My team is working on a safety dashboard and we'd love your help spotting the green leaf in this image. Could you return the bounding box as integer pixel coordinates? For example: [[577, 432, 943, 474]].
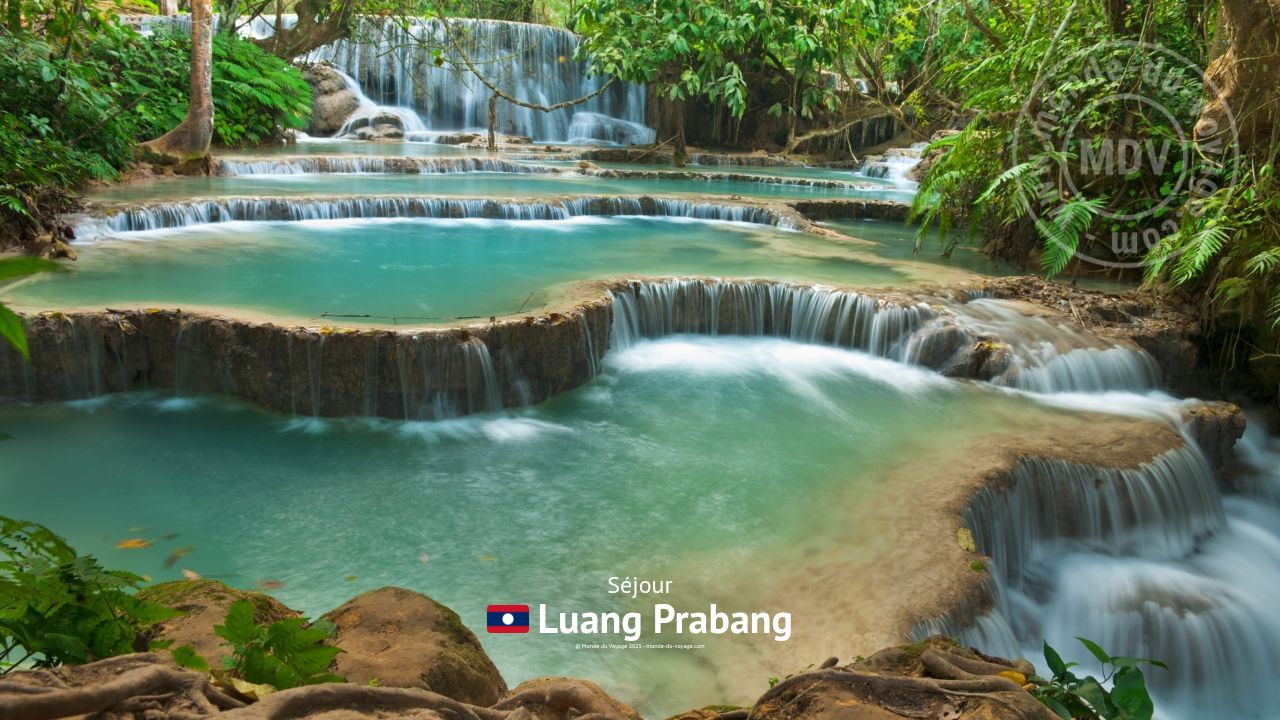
[[1111, 667, 1155, 720], [0, 303, 29, 359], [1043, 640, 1068, 678], [1036, 693, 1073, 720], [1076, 637, 1111, 665], [215, 600, 260, 646], [171, 644, 210, 673]]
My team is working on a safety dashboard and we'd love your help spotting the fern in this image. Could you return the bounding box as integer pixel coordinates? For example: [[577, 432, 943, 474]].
[[212, 600, 343, 690], [1036, 196, 1107, 276]]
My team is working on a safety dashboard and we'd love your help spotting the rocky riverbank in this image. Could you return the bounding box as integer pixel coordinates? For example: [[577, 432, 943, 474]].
[[0, 580, 1059, 720]]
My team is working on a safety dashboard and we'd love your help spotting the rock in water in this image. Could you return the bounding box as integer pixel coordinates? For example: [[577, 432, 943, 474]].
[[302, 63, 360, 137], [321, 586, 508, 705]]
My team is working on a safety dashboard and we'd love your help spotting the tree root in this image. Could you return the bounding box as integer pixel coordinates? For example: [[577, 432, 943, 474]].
[[220, 684, 507, 720], [0, 654, 243, 720]]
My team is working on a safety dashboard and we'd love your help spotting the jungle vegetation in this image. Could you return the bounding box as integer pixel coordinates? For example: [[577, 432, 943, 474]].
[[0, 0, 1276, 385]]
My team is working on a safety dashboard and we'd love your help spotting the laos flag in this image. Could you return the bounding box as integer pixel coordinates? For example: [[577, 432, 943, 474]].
[[487, 604, 530, 633]]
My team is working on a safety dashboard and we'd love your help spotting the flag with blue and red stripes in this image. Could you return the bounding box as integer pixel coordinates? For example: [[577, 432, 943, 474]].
[[487, 604, 530, 633]]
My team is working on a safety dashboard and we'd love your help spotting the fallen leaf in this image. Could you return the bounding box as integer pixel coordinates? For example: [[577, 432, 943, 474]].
[[181, 568, 202, 580], [345, 575, 358, 582], [164, 545, 195, 568], [157, 532, 180, 541], [116, 538, 151, 549], [419, 552, 430, 564], [478, 555, 497, 562], [229, 677, 277, 701], [256, 579, 285, 590]]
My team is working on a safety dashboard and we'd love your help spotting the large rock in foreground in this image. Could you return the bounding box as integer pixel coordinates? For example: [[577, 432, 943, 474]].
[[321, 587, 508, 706]]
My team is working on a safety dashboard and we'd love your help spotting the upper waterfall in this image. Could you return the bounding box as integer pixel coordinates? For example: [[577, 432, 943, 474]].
[[306, 17, 653, 144]]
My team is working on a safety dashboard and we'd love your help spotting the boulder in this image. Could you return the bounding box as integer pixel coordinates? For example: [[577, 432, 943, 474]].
[[137, 579, 299, 667], [302, 63, 360, 136], [1181, 401, 1247, 469], [346, 112, 407, 140], [320, 587, 507, 706], [494, 677, 642, 720]]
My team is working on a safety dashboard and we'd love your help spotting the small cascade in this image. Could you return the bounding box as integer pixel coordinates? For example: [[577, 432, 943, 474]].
[[329, 67, 428, 139], [461, 338, 502, 414], [85, 196, 796, 235], [306, 17, 650, 144], [567, 112, 655, 146], [608, 279, 932, 360], [853, 142, 928, 190], [954, 298, 1160, 393], [214, 156, 558, 176]]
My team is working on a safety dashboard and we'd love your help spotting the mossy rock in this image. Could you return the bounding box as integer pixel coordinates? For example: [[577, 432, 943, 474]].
[[138, 579, 300, 668], [320, 586, 507, 705]]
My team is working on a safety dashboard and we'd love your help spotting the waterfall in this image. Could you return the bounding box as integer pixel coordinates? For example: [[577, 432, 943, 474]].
[[608, 279, 932, 360], [953, 298, 1161, 393], [306, 17, 651, 144], [214, 156, 559, 175], [83, 197, 797, 235], [329, 66, 428, 138], [853, 142, 928, 190]]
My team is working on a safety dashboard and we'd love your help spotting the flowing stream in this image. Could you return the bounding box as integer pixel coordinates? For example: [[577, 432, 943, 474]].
[[4, 18, 1279, 720]]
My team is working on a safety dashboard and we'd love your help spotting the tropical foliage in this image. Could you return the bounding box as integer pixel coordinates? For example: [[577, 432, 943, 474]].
[[1031, 638, 1165, 720], [0, 14, 310, 249], [211, 599, 344, 690], [0, 516, 177, 673]]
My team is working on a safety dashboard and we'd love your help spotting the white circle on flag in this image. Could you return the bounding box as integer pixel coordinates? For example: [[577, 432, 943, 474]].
[[502, 612, 515, 625]]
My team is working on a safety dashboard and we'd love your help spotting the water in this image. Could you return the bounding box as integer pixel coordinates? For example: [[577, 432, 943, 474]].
[[307, 18, 650, 143], [0, 336, 1059, 715], [87, 172, 906, 205], [4, 218, 905, 322]]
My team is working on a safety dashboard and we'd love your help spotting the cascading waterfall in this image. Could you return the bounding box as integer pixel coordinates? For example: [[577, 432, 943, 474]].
[[307, 17, 652, 144], [214, 156, 559, 176], [608, 279, 932, 360], [906, 297, 1280, 720], [954, 298, 1161, 393], [83, 196, 796, 235], [853, 142, 928, 190]]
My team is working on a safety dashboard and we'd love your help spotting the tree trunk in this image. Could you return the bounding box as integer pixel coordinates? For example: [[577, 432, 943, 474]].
[[157, 0, 177, 15], [1195, 0, 1280, 156], [673, 100, 688, 167], [140, 0, 214, 163]]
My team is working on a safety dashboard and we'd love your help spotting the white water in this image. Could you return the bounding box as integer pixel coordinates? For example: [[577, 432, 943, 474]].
[[80, 197, 795, 236], [907, 301, 1280, 720], [853, 142, 928, 191]]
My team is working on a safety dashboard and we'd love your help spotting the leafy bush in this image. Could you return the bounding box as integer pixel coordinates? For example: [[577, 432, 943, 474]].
[[1031, 638, 1165, 720], [1, 22, 311, 247], [87, 30, 312, 147], [211, 599, 343, 690], [0, 33, 135, 232], [0, 517, 177, 673]]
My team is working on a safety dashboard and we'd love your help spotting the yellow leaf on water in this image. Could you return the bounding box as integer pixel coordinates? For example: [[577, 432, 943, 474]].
[[116, 538, 151, 549], [419, 552, 430, 564], [478, 555, 497, 562], [956, 528, 976, 553], [345, 575, 358, 582]]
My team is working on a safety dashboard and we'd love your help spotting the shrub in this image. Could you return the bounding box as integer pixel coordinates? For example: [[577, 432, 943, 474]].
[[0, 516, 178, 673]]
